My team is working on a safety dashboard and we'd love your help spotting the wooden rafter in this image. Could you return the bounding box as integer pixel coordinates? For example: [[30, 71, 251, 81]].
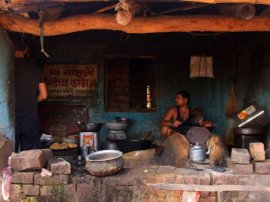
[[3, 0, 270, 6], [93, 4, 116, 14], [1, 13, 270, 36]]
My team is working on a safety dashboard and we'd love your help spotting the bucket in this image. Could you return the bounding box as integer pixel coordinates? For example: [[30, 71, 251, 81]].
[[234, 127, 266, 149]]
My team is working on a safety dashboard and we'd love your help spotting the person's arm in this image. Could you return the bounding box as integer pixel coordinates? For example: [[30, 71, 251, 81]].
[[202, 120, 213, 128], [161, 108, 181, 127], [37, 82, 47, 102]]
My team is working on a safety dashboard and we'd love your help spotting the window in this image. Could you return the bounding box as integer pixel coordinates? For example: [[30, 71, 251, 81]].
[[105, 56, 157, 112]]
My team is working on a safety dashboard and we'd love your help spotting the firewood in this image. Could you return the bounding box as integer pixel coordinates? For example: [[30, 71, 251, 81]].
[[115, 0, 146, 26]]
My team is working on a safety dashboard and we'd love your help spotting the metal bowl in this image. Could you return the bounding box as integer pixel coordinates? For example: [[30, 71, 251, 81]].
[[115, 117, 130, 123], [105, 122, 129, 131], [85, 150, 124, 176]]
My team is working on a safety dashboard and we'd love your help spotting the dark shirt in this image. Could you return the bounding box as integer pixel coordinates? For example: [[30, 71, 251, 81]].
[[174, 106, 194, 135], [15, 59, 44, 116]]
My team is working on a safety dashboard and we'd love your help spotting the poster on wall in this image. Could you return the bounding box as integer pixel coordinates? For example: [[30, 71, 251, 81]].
[[44, 64, 98, 101]]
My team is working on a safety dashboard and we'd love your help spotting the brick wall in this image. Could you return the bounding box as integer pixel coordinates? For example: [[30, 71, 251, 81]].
[[2, 166, 270, 202]]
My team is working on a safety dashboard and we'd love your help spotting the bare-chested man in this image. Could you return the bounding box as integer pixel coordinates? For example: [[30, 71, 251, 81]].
[[160, 91, 224, 166], [161, 91, 213, 136]]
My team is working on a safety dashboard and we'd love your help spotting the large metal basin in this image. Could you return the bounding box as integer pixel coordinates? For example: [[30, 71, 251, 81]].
[[85, 150, 124, 176]]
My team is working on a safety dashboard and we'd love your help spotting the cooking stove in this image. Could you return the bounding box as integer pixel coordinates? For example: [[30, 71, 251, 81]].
[[108, 130, 127, 140]]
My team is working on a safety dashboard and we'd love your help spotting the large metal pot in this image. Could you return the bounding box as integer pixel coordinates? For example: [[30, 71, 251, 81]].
[[85, 150, 124, 176], [189, 143, 211, 162]]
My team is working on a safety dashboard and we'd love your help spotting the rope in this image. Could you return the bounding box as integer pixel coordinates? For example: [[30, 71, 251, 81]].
[[40, 22, 50, 58]]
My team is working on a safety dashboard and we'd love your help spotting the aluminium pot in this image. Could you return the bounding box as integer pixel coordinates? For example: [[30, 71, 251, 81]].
[[85, 150, 124, 176]]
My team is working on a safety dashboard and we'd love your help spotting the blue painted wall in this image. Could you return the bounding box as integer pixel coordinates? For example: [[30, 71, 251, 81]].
[[0, 29, 15, 141], [23, 31, 270, 143]]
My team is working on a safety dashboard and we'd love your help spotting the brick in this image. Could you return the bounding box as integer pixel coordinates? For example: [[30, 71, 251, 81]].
[[231, 148, 250, 164], [10, 150, 46, 171], [34, 174, 70, 185], [22, 185, 39, 196], [40, 185, 60, 196], [254, 160, 270, 174], [226, 158, 253, 175], [49, 158, 71, 174], [76, 184, 98, 202], [10, 184, 23, 194], [249, 142, 265, 161], [12, 172, 34, 184], [9, 193, 26, 202]]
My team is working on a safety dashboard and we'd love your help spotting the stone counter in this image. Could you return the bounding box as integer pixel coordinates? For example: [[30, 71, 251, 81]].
[[3, 165, 270, 202]]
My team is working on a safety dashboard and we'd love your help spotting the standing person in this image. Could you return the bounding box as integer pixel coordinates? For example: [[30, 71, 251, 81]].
[[15, 45, 47, 152]]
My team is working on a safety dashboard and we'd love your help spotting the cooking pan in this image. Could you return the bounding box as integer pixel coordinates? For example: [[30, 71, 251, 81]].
[[77, 121, 103, 132], [116, 139, 153, 153], [85, 150, 124, 176]]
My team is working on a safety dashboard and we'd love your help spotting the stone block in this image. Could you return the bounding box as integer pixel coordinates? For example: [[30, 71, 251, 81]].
[[254, 160, 270, 174], [22, 185, 39, 196], [249, 142, 265, 161], [231, 148, 250, 164], [10, 184, 23, 194], [226, 158, 253, 175], [40, 185, 60, 196], [10, 150, 46, 171], [12, 172, 34, 184], [49, 158, 71, 174], [34, 173, 70, 185]]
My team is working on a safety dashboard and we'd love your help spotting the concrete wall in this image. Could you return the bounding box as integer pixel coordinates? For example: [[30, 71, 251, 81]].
[[0, 29, 14, 141], [25, 31, 270, 143]]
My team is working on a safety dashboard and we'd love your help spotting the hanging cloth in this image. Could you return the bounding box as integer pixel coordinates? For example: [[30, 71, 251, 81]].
[[190, 54, 214, 78]]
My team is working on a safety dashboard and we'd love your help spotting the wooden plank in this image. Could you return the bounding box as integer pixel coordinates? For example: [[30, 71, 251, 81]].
[[147, 183, 270, 192], [1, 13, 270, 35]]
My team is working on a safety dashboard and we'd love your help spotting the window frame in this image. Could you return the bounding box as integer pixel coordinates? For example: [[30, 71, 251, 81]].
[[104, 55, 158, 112]]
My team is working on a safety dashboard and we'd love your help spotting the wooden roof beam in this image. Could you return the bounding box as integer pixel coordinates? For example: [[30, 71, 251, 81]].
[[1, 13, 270, 36], [3, 0, 270, 5]]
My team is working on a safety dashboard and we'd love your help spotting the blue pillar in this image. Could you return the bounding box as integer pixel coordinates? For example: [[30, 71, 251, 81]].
[[0, 29, 15, 143]]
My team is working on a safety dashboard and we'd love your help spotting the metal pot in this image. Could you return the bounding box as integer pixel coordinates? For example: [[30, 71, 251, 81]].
[[85, 150, 124, 176], [77, 121, 103, 132], [189, 143, 211, 162]]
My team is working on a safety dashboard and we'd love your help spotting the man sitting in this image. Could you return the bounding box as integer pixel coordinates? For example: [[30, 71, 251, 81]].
[[160, 91, 224, 166]]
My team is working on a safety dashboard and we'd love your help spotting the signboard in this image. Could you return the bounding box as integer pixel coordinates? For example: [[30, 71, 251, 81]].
[[39, 104, 88, 136], [44, 64, 98, 101]]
